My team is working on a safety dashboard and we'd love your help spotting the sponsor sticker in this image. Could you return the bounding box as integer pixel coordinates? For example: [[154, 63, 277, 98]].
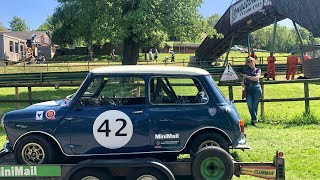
[[154, 140, 180, 148], [208, 108, 217, 117], [45, 110, 56, 120], [0, 166, 61, 177], [35, 111, 43, 120], [155, 133, 179, 140]]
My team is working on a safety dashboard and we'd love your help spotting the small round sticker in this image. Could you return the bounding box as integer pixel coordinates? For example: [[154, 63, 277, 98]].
[[46, 110, 56, 120], [93, 110, 133, 149]]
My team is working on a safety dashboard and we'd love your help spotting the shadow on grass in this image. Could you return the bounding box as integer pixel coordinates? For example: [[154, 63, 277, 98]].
[[231, 151, 242, 162], [259, 112, 319, 128]]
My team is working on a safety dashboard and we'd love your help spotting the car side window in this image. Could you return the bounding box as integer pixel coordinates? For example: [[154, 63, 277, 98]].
[[80, 76, 145, 106], [150, 77, 208, 104]]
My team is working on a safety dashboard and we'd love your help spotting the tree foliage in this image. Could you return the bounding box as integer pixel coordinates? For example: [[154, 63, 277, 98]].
[[249, 24, 319, 53], [207, 14, 221, 27], [37, 16, 53, 31], [9, 16, 29, 31], [52, 0, 218, 64], [0, 22, 8, 31]]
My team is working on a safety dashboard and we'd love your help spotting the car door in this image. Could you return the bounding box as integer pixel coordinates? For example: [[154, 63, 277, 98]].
[[149, 76, 215, 151], [67, 76, 150, 155]]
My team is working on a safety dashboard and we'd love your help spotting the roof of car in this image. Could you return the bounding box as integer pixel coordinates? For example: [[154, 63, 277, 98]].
[[91, 65, 210, 76]]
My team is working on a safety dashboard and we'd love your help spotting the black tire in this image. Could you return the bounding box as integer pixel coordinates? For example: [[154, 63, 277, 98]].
[[14, 135, 56, 165], [192, 146, 234, 180], [70, 168, 112, 180], [190, 133, 229, 155], [127, 168, 168, 180]]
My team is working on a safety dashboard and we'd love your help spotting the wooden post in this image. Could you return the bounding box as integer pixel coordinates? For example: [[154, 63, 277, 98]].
[[232, 57, 234, 65], [304, 82, 310, 114], [260, 81, 265, 118], [40, 73, 43, 84], [47, 63, 49, 72], [228, 85, 234, 101], [68, 63, 70, 72], [24, 62, 26, 73], [15, 86, 20, 109], [87, 61, 90, 71], [28, 86, 32, 105]]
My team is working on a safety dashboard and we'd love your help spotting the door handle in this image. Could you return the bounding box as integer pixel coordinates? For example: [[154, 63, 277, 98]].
[[132, 110, 143, 114]]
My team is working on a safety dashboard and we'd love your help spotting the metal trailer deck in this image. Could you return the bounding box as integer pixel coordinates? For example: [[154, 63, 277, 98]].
[[0, 148, 285, 180]]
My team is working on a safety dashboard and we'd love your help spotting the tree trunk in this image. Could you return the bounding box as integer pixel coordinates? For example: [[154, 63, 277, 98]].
[[87, 43, 94, 61], [122, 37, 139, 65]]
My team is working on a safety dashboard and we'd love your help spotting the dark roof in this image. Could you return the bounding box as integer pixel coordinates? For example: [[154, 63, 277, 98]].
[[173, 43, 200, 48], [0, 31, 47, 40]]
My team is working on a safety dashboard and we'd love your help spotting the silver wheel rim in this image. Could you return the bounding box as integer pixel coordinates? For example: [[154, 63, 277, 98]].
[[137, 175, 157, 180], [81, 176, 100, 180], [199, 140, 220, 150], [21, 142, 45, 164]]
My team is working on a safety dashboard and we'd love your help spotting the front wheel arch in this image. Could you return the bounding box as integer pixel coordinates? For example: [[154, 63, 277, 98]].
[[13, 132, 63, 162]]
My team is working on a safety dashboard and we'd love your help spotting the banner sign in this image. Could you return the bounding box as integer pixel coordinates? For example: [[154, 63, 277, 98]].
[[230, 0, 273, 25], [0, 165, 61, 177]]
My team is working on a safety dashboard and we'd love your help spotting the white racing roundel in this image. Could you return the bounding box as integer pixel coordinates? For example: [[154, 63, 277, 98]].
[[93, 110, 133, 149]]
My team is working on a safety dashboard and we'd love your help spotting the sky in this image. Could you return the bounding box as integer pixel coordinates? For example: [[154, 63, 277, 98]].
[[0, 0, 292, 30]]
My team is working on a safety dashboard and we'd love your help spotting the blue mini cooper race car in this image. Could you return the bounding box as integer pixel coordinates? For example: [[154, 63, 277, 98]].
[[2, 65, 248, 164]]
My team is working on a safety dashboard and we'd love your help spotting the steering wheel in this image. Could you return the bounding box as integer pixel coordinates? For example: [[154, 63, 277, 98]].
[[99, 95, 117, 106]]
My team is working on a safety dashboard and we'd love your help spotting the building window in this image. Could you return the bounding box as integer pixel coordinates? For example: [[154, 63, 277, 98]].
[[20, 44, 25, 57], [15, 42, 19, 53], [9, 41, 13, 52]]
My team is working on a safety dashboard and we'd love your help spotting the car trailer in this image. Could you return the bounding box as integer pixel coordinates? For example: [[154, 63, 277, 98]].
[[0, 147, 284, 180]]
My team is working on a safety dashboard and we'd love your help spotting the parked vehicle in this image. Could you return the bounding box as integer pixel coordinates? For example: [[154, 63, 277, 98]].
[[2, 65, 248, 165]]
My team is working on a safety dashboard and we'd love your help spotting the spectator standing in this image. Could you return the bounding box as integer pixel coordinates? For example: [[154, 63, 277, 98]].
[[110, 49, 115, 61], [171, 51, 175, 62], [154, 49, 158, 62], [286, 52, 299, 80], [248, 50, 258, 61], [149, 49, 153, 61], [266, 52, 276, 80], [241, 57, 262, 127]]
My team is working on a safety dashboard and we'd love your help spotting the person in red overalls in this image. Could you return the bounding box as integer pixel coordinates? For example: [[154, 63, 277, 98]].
[[286, 52, 299, 80], [267, 52, 276, 80], [248, 50, 258, 61]]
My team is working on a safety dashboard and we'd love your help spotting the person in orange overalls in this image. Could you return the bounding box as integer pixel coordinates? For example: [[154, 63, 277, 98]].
[[286, 52, 299, 80], [248, 50, 258, 61], [303, 53, 311, 60], [267, 52, 276, 80]]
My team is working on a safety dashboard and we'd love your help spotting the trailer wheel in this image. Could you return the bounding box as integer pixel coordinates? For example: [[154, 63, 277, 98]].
[[127, 168, 168, 180], [190, 133, 229, 155], [14, 135, 56, 165], [192, 146, 234, 180], [70, 168, 112, 180]]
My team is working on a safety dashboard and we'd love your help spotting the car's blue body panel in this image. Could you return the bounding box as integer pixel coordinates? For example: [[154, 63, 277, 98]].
[[2, 70, 245, 157]]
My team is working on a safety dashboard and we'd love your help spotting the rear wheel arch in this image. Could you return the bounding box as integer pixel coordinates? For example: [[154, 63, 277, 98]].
[[185, 128, 232, 153]]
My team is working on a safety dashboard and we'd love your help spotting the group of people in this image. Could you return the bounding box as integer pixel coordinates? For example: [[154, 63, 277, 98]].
[[242, 50, 311, 127], [148, 49, 159, 62]]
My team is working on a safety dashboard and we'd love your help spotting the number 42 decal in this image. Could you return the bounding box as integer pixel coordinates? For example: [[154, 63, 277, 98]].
[[93, 110, 133, 149], [98, 119, 127, 137]]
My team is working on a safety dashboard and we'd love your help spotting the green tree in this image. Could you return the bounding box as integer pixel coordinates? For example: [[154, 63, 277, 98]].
[[9, 16, 29, 31], [37, 16, 53, 31], [0, 22, 8, 31], [52, 0, 218, 64], [207, 14, 221, 27]]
